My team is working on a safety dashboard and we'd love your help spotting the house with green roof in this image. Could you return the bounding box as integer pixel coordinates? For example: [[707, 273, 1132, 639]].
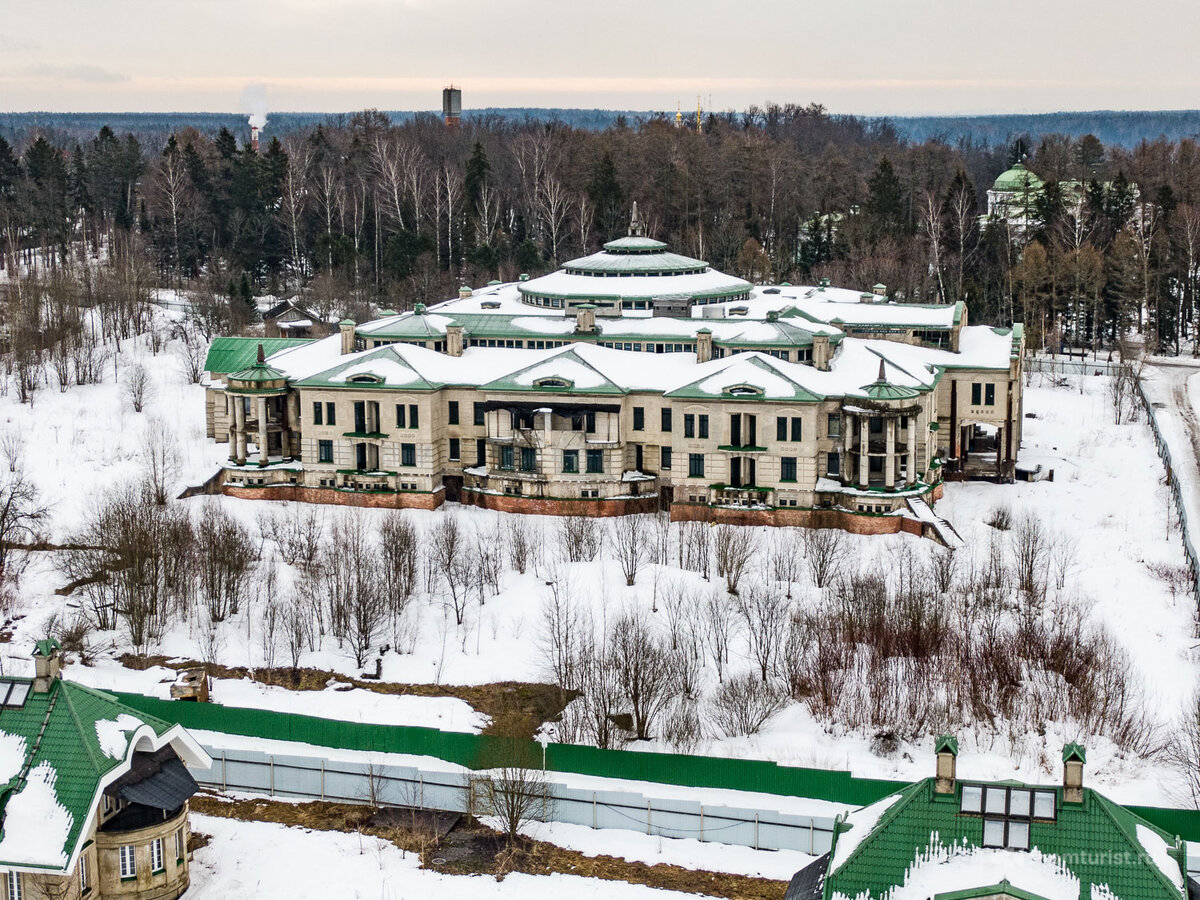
[[786, 738, 1189, 900], [0, 642, 210, 900]]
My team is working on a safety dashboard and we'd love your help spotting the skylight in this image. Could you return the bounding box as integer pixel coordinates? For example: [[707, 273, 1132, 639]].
[[0, 681, 31, 708]]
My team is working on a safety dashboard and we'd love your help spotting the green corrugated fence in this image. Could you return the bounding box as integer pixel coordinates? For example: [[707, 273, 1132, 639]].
[[113, 691, 1200, 842]]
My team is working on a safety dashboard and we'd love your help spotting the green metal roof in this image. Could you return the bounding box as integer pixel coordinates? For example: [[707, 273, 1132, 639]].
[[824, 777, 1186, 900], [993, 163, 1044, 193], [0, 678, 174, 872], [482, 347, 627, 396], [565, 249, 708, 275], [601, 235, 669, 253], [204, 337, 314, 375], [665, 356, 825, 402]]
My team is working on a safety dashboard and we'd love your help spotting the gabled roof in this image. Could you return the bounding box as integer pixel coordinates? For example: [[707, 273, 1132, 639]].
[[824, 778, 1186, 900], [666, 354, 825, 402], [481, 346, 628, 395], [0, 678, 208, 874], [204, 336, 314, 375], [294, 345, 444, 392]]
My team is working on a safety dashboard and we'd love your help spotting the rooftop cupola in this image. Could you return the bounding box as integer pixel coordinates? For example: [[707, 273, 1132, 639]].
[[1062, 743, 1086, 803], [33, 638, 62, 693], [339, 318, 356, 355], [934, 734, 958, 794]]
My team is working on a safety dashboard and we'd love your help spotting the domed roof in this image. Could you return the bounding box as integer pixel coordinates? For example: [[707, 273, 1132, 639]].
[[993, 162, 1043, 193]]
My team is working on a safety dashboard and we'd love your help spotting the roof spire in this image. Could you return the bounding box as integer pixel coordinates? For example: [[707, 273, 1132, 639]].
[[876, 359, 887, 383], [629, 201, 645, 237], [256, 343, 266, 365]]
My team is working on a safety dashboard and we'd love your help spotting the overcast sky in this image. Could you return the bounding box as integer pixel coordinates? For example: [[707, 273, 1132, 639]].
[[2, 0, 1197, 117]]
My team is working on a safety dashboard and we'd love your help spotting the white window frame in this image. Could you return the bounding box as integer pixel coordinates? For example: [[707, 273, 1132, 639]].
[[6, 871, 21, 900], [80, 853, 89, 892], [119, 844, 136, 879], [151, 837, 164, 873], [175, 828, 185, 861]]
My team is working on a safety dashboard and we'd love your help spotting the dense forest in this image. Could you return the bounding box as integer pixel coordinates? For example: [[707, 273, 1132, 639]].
[[2, 103, 1200, 356]]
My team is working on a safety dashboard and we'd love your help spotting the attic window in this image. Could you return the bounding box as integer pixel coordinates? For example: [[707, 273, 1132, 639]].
[[725, 385, 763, 397], [534, 377, 573, 390], [348, 374, 383, 384], [729, 306, 749, 316], [481, 301, 501, 309]]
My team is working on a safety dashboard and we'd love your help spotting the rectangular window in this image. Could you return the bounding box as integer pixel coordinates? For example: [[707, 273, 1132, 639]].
[[684, 414, 695, 438], [698, 415, 709, 439], [1033, 791, 1057, 820], [982, 819, 1006, 848], [474, 402, 486, 426], [408, 404, 419, 429], [688, 453, 705, 478], [985, 786, 1007, 815], [476, 438, 486, 466], [151, 837, 165, 873], [585, 412, 596, 434], [175, 828, 185, 861], [449, 438, 460, 461], [500, 446, 514, 470], [776, 417, 788, 442], [827, 414, 841, 438], [401, 443, 416, 467], [960, 784, 983, 814], [985, 383, 996, 406], [791, 417, 802, 441], [312, 402, 323, 425], [781, 456, 797, 482], [586, 449, 603, 473], [1007, 820, 1030, 850], [971, 382, 982, 405], [325, 402, 336, 426], [1008, 789, 1031, 818], [661, 447, 672, 470], [81, 852, 90, 891], [318, 440, 333, 464], [6, 872, 21, 900], [633, 407, 645, 431], [827, 452, 841, 476], [520, 446, 536, 472], [448, 401, 459, 425], [395, 404, 406, 428], [661, 408, 672, 432], [119, 845, 136, 879], [562, 450, 579, 473]]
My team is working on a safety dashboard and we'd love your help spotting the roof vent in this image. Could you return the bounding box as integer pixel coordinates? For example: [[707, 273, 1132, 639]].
[[519, 273, 530, 282], [762, 287, 781, 295], [458, 286, 473, 300], [1062, 743, 1086, 803], [934, 734, 958, 794], [33, 638, 62, 694], [819, 277, 831, 289], [766, 310, 779, 322], [480, 300, 501, 310], [860, 293, 876, 303], [414, 303, 427, 315]]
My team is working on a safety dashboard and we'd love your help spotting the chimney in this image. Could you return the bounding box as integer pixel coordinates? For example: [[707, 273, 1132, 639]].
[[696, 328, 713, 363], [1062, 743, 1086, 803], [575, 303, 597, 335], [859, 293, 876, 304], [458, 286, 473, 300], [934, 734, 958, 794], [446, 322, 464, 357], [819, 277, 831, 291], [33, 639, 62, 693], [766, 310, 779, 323], [519, 274, 530, 282], [339, 319, 356, 355], [812, 334, 832, 371], [872, 283, 888, 297]]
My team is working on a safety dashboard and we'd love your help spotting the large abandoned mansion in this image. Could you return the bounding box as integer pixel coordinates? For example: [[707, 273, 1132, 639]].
[[203, 219, 1024, 534]]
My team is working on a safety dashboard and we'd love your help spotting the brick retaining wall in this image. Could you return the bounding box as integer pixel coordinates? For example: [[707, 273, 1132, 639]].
[[461, 489, 659, 517], [221, 483, 443, 510]]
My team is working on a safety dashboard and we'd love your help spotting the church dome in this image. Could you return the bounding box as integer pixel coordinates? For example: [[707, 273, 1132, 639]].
[[992, 163, 1044, 193]]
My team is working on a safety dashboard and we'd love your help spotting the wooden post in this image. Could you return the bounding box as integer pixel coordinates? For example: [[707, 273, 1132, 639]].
[[269, 756, 275, 796]]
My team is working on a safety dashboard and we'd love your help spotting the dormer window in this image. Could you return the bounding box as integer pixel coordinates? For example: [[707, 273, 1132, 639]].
[[348, 374, 383, 384], [962, 783, 1055, 852], [725, 384, 763, 397], [534, 377, 572, 390], [481, 300, 500, 309]]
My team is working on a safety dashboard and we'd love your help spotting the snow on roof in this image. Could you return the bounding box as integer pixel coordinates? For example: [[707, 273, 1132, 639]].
[[871, 842, 1082, 900], [519, 267, 751, 301], [831, 793, 903, 873], [718, 285, 961, 328], [1136, 825, 1185, 894], [428, 283, 559, 316], [95, 714, 147, 760], [0, 733, 26, 788], [356, 311, 457, 336], [0, 762, 73, 869], [265, 334, 347, 381]]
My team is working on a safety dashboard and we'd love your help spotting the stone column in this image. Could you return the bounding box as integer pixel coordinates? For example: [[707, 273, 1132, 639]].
[[256, 396, 269, 467], [279, 397, 291, 461], [842, 412, 853, 483], [288, 393, 301, 460], [227, 395, 237, 460], [907, 414, 918, 485], [884, 417, 896, 490], [234, 397, 247, 465], [858, 415, 869, 488]]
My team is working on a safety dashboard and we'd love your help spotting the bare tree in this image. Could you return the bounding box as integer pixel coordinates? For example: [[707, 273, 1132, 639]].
[[469, 747, 553, 846], [507, 517, 535, 574], [123, 363, 153, 413], [700, 589, 735, 683], [378, 512, 419, 650], [610, 611, 676, 740], [430, 514, 471, 625], [141, 416, 180, 506], [709, 670, 788, 737], [0, 464, 49, 580], [559, 515, 602, 562], [802, 527, 848, 589], [734, 579, 790, 682], [713, 524, 755, 595], [609, 514, 648, 586]]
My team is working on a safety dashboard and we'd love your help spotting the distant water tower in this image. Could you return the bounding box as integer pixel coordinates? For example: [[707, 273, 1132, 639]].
[[443, 86, 462, 129]]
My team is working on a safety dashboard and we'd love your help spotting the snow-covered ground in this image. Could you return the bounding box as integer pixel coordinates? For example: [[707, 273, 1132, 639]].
[[2, 319, 1197, 809], [186, 814, 712, 900]]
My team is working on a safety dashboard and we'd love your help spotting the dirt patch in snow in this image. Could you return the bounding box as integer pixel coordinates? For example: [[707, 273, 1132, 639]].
[[120, 654, 571, 740], [191, 792, 787, 899]]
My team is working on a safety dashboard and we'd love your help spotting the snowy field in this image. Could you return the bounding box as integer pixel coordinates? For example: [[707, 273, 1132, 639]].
[[186, 814, 712, 900], [2, 318, 1198, 810]]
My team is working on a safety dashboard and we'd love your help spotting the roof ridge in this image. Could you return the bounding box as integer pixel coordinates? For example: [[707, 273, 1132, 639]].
[[57, 681, 106, 775], [829, 780, 924, 880], [1089, 789, 1185, 898]]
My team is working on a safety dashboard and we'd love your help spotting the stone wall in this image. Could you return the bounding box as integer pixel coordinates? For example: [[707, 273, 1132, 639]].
[[670, 502, 927, 538], [461, 489, 658, 517], [221, 483, 444, 511]]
